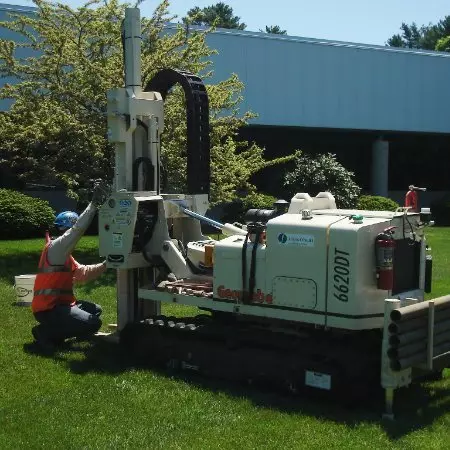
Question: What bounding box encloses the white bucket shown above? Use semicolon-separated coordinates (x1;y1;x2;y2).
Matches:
14;274;36;306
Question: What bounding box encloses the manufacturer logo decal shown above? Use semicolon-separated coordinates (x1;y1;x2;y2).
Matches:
277;233;315;247
217;285;273;304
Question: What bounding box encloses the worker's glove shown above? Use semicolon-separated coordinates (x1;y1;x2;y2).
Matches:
91;180;111;208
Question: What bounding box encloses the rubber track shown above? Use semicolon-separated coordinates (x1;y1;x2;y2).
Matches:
121;314;384;401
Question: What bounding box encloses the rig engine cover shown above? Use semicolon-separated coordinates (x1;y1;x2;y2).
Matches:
213;208;424;331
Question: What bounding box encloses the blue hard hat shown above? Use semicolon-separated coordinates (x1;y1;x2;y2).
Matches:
54;211;79;229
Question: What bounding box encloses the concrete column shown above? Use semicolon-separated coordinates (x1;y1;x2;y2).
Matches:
371;139;389;197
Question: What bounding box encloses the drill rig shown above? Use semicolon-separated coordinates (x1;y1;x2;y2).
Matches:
99;9;450;417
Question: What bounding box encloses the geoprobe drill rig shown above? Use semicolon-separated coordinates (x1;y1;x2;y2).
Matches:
100;8;450;416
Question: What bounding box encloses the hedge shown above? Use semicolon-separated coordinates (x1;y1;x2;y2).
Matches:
357;195;399;212
0;189;55;239
219;192;278;224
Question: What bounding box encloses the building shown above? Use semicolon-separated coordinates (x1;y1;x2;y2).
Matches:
198;26;450;203
2;3;450;205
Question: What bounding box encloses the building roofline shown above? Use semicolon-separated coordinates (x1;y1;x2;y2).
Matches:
0;2;36;13
167;23;450;59
2;2;450;59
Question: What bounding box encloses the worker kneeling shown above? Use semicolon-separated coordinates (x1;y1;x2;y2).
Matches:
31;182;111;351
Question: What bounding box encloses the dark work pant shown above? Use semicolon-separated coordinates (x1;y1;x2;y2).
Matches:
33;300;102;342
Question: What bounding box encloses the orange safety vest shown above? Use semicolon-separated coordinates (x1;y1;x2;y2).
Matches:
32;232;77;313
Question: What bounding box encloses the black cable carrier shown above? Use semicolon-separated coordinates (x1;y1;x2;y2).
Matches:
145;69;210;196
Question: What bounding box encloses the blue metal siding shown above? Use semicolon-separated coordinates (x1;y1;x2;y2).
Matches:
0;4;37;110
1;3;450;134
205;31;450;133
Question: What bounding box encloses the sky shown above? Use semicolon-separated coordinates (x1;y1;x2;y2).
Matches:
5;0;450;45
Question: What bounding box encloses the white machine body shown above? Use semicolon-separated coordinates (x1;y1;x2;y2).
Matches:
99;191;210;271
99;191;163;269
101;8;443;415
104;9;428;335
213;206;424;330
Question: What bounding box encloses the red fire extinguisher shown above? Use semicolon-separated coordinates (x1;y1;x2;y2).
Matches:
375;227;397;290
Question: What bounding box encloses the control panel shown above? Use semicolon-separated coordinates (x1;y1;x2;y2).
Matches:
99;191;163;268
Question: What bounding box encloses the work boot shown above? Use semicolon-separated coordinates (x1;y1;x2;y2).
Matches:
31;326;56;354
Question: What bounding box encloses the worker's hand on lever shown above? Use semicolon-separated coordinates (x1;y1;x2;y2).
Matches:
91;180;111;208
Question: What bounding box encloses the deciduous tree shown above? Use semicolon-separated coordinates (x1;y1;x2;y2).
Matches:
436;35;450;52
0;0;290;203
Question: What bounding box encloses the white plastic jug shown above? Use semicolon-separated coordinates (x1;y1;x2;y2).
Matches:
14;274;36;306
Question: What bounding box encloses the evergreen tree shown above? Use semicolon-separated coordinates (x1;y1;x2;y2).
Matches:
183;2;246;30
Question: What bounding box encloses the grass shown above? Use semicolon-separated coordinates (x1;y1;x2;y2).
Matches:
1;229;450;449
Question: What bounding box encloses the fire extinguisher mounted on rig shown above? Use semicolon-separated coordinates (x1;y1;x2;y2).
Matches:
375;226;397;291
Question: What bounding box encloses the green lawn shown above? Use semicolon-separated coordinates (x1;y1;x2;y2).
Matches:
1;229;450;449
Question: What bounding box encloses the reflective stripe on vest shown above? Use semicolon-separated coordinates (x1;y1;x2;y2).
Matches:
38;265;71;273
34;288;74;296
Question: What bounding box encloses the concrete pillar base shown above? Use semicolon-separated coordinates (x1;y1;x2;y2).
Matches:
372;139;389;197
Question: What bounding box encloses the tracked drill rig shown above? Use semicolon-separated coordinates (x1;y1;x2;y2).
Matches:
99;9;450;417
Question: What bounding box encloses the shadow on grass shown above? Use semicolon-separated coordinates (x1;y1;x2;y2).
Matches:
22;333;450;439
172;373;450;441
23;336;129;372
0;250;41;284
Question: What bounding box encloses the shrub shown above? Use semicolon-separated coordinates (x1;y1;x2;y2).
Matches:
218;192;278;224
283;153;361;208
357;195;399;212
0;189;55;239
241;192;278;211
